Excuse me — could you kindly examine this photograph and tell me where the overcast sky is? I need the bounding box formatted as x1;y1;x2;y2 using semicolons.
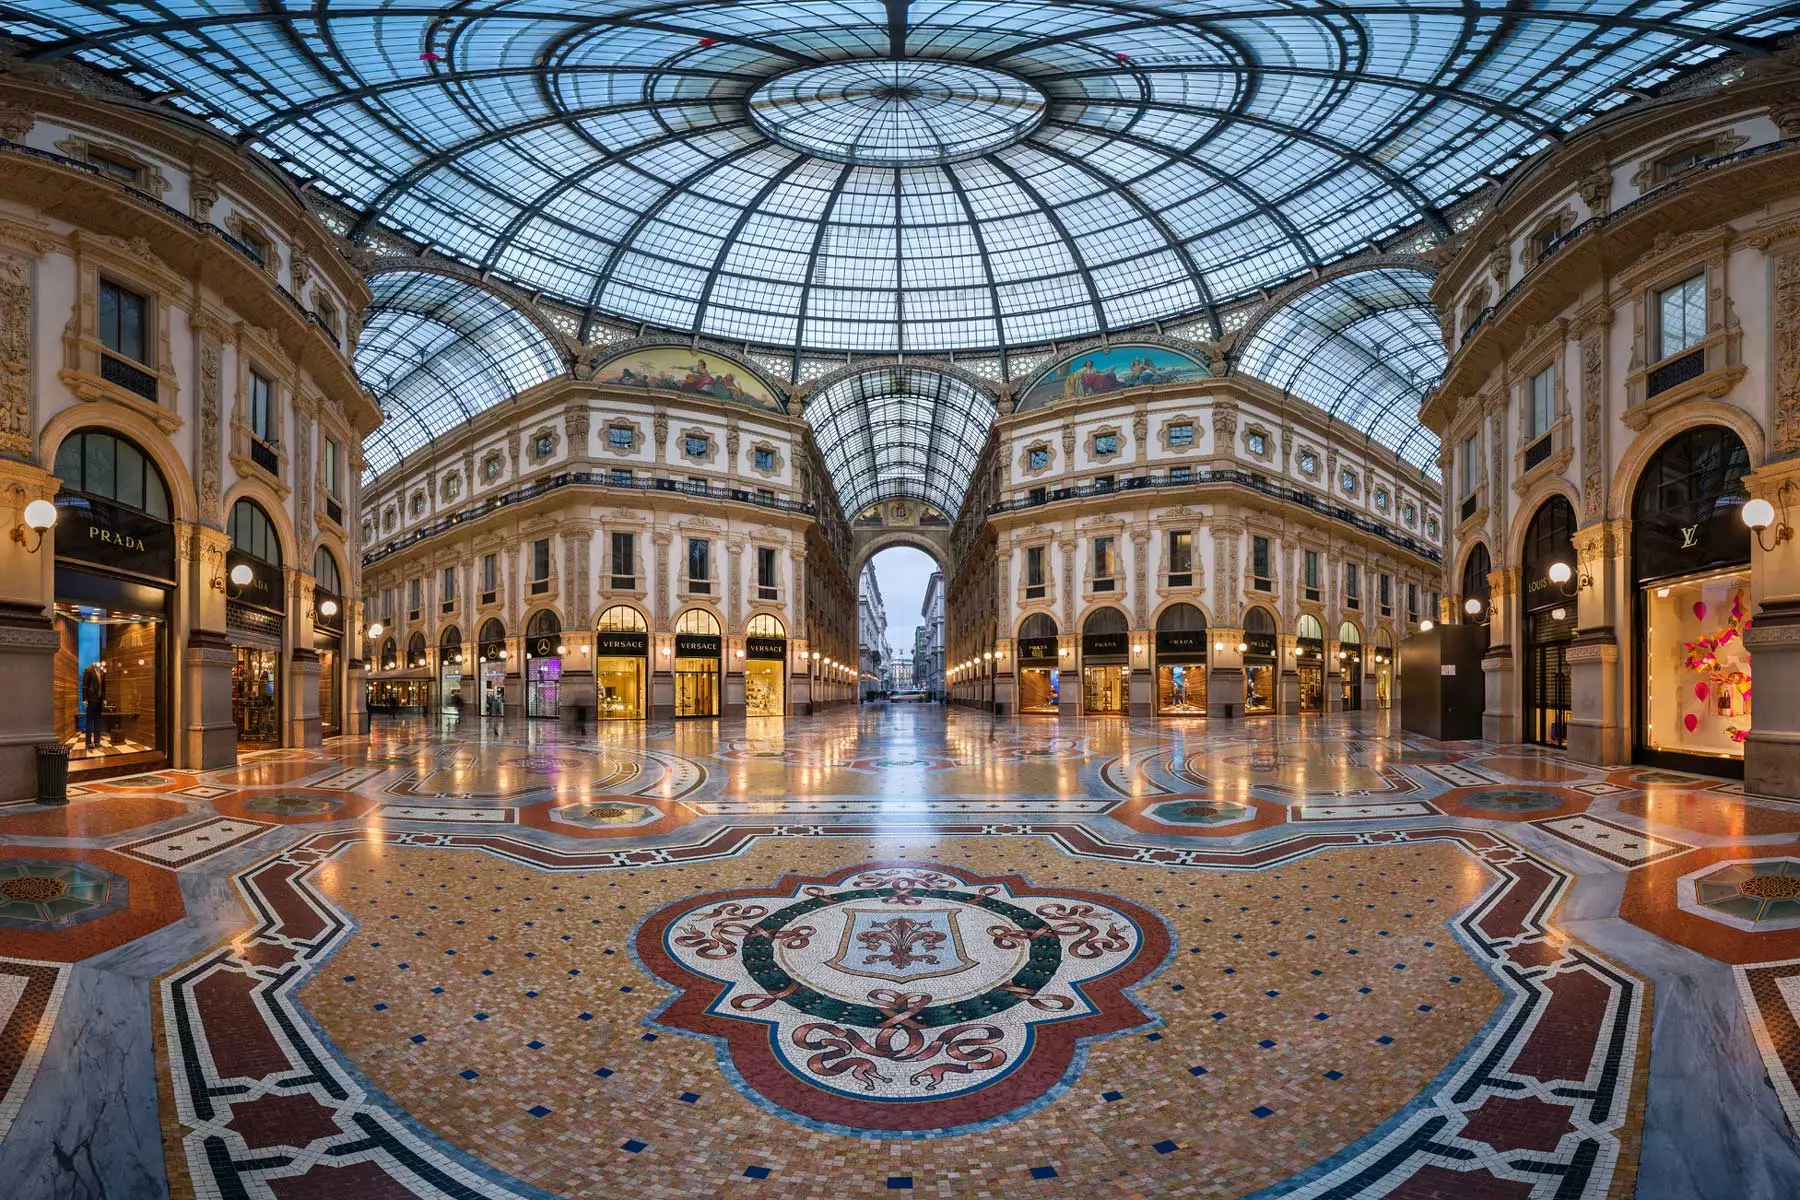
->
867;546;938;655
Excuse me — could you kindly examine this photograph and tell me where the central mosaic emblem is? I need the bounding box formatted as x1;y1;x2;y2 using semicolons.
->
635;862;1169;1135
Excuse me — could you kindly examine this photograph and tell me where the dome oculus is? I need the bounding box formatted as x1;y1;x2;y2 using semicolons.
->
749;60;1047;167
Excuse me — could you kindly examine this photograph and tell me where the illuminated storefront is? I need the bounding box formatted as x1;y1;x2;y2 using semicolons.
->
1633;425;1753;774
524;610;563;718
594;605;649;719
1154;603;1207;716
1016;612;1060;713
1242;606;1277;715
674;608;722;718
1338;623;1362;711
744;613;787;717
1296;614;1325;714
1080;607;1129;715
1522;497;1576;748
439;626;465;713
478;618;508;716
312;547;345;737
226;499;286;750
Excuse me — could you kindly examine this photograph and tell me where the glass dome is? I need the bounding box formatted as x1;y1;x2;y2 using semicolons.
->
9;2;1786;359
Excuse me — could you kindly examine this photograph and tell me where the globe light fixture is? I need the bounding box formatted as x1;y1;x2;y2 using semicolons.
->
12;498;57;552
230;562;254;587
1464;597;1483;616
319;598;339;618
1419;619;1435;632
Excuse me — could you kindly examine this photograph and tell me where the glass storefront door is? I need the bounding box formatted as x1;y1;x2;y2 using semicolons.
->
317;644;340;736
1376;665;1392;709
1298;664;1324;713
527;654;561;718
55;599;167;767
1082;664;1126;714
1243;663;1275;714
480;661;507;716
233;646;281;748
440;662;464;714
596;656;646;718
675;658;720;717
1339;654;1362;711
1019;667;1060;712
745;656;784;716
1641;568;1752;763
1525;609;1573;747
1155;663;1206;715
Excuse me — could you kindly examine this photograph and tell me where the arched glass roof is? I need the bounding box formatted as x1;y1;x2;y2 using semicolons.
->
8;2;1786;358
356;272;564;479
1235;268;1444;477
806;367;996;517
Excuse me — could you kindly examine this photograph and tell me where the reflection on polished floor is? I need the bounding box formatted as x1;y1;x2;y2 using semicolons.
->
3;706;1800;1199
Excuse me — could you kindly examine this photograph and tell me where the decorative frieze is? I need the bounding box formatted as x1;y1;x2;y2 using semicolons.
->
0;252;32;460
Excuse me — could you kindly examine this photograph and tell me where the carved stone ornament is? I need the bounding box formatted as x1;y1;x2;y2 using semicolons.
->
0;252;32;460
198;327;223;523
1487;243;1511;290
1774;249;1800;460
1577;168;1613;213
189;171;221;222
564;406;590;448
1212;402;1239;441
0;104;32;143
1581;333;1605;518
1774;103;1800;141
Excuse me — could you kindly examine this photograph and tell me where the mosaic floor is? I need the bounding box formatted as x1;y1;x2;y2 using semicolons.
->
2;707;1800;1198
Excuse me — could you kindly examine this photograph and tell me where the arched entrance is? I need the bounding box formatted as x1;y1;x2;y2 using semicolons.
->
674;608;722;718
1296;614;1325;713
226;497;286;749
595;605;648;719
1521;496;1576;747
438;626;464;714
525;610;562;718
313;547;345;736
1017;613;1060;713
1154;603;1207;716
1631;424;1753;773
478;618;507;716
1338;622;1362;711
1460;542;1492;648
1242;606;1278;715
746;613;788;716
1080;607;1129;715
1374;629;1395;709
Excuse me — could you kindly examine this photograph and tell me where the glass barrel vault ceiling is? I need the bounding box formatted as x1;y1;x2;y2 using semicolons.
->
806;367;996;517
6;1;1791;359
1237;268;1445;475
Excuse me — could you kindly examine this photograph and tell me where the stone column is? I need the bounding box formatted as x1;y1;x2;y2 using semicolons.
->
1482;566;1519;743
0;458;57;800
185;524;238;768
559;524;596;728
1565;520;1628;765
287;568;321;747
1743;452;1800;794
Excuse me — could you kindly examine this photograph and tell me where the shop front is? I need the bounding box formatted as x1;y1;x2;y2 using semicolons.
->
1080;607;1129;715
1374;633;1394;709
1461;542;1492;646
1338;623;1362;711
745;613;787;717
1154;603;1208;716
1242;606;1277;715
595;605;649;719
478;618;508;716
50;429;178;774
1632;425;1753;774
1523;496;1577;747
1017;612;1060;713
1296;614;1325;713
312;547;344;737
439;626;464;714
525;610;563;718
226;499;286;751
674;608;722;718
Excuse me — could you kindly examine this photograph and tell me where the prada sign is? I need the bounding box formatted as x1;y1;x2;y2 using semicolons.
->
1154;630;1208;663
1017;637;1059;664
1082;631;1128;659
55;494;175;584
596;631;649;656
227;551;286;615
746;635;786;660
675;633;721;658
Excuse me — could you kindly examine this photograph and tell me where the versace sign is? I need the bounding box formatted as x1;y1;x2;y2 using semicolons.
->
745;635;786;660
675;633;721;658
596;631;649;656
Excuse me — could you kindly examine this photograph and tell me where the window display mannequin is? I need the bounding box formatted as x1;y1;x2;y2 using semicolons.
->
81;660;107;748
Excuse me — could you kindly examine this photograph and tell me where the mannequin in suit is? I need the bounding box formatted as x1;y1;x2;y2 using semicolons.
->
81;660;107;749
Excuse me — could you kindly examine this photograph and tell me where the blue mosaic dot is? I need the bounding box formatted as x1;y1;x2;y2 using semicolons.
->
372;1003;388;1012
1102;1090;1123;1102
1265;990;1280;997
430;987;445;995
474;1013;489;1021
744;1165;770;1179
528;1105;551;1118
1030;1166;1058;1180
1315;1012;1331;1021
579;1012;594;1021
1188;1065;1207;1077
527;1040;544;1050
1377;1035;1394;1045
1358;987;1372;994
1211;1011;1227;1021
641;1033;657;1042
459;1069;479;1080
409;1034;427;1044
1418;1004;1434;1013
1251;1105;1274;1119
621;1139;646;1153
595;1067;615;1078
1257;1039;1276;1049
887;1177;913;1189
1153;1140;1179;1155
1323;1070;1344;1081
1144;1032;1162;1042
679;1092;700;1103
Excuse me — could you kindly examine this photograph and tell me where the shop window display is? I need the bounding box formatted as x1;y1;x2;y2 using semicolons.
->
1080;607;1129;715
675;608;722;718
1154;603;1208;716
233;647;280;746
595;605;649;719
1016;613;1060;713
1642;571;1752;760
745;613;787;717
1242;606;1278;715
55;604;164;763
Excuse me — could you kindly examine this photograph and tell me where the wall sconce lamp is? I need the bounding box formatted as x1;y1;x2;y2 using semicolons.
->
556;643;568;655
1743;483;1797;552
368;621;385;639
226;561;254;598
319;599;339;619
1546;559;1592;596
11;499;57;552
1235;641;1247;653
1419;619;1435;631
1463;596;1484;617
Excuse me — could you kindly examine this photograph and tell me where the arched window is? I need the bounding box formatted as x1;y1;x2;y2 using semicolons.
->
1632;425;1751;581
1461;543;1492;625
1296;614;1324;642
406;631;426;667
676;608;721;636
1156;603;1206;632
526;610;561;640
53;429;171;518
478;617;507;661
597;605;647;632
379;636;397;669
440;625;462;656
313;546;342;595
228;498;283;565
1019;612;1058;640
1338;622;1361;646
1082;607;1128;636
747;613;786;638
1243;606;1277;635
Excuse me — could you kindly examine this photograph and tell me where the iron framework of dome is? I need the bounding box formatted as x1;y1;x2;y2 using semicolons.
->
6;1;1790;362
805;366;996;518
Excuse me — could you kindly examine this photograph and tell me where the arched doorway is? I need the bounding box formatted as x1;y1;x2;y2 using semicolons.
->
1338;622;1362;711
674;608;722;718
378;636;397;672
1017;613;1061;713
1374;629;1395;709
1296;614;1325;713
525;610;562;718
1460;542;1492;648
478;618;507;716
1080;607;1129;714
1242;606;1278;715
1154;603;1207;716
439;626;464;714
1632;424;1753;773
1521;496;1576;747
50;428;177;772
313;547;345;736
595;605;648;719
745;613;787;717
227;497;286;749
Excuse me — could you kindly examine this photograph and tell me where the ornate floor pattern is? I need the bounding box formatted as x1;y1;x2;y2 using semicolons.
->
0;707;1797;1198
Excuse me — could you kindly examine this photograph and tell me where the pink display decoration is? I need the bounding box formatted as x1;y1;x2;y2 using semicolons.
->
1694;601;1708;621
1684;713;1700;733
1695;681;1710;702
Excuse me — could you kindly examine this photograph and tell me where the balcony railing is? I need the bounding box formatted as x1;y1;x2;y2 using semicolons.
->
1647;347;1705;398
249;437;279;475
989;467;1442;562
325;495;343;525
363;470;815;566
100;352;158;401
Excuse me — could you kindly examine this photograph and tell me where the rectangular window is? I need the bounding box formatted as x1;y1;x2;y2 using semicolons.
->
1304;550;1321;601
609;468;633;487
408;578;421;619
97;279;149;365
687;538;711;592
1168;530;1193;588
441;566;456;607
610;532;636;589
1430;592;1441;620
1168;423;1193;447
248;370;273;442
532;538;550;582
1407;583;1420;623
323;438;340;496
1657;274;1707;361
1252;536;1272;590
239;229;269;267
1379;573;1392;616
1169;465;1191;484
1092;537;1115;590
89;152;140;184
1025;546;1046;598
753;447;776;471
1028;447;1049;471
608;426;634;450
1094;433;1119;456
381;588;394;621
1345;563;1360;608
480;554;497;603
756;546;778;600
1530;366;1555;439
1461;433;1479;498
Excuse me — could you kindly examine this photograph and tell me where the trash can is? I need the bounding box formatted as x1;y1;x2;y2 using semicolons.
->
35;743;69;806
357;708;372;736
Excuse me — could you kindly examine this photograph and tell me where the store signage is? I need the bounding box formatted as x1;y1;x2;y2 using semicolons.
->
1017;636;1059;664
746;636;786;660
1082;631;1128;659
675;633;721;658
1243;633;1277;659
529;637;558;658
55;494;175;583
227;551;286;615
1154;630;1207;662
596;631;649;656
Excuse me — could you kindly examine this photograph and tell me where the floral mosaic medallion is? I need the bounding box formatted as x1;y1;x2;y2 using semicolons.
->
552;799;657;827
1460;787;1566;813
242;791;343;817
1691;859;1800;928
636;862;1169;1136
0;859;124;927
1146;798;1254;826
